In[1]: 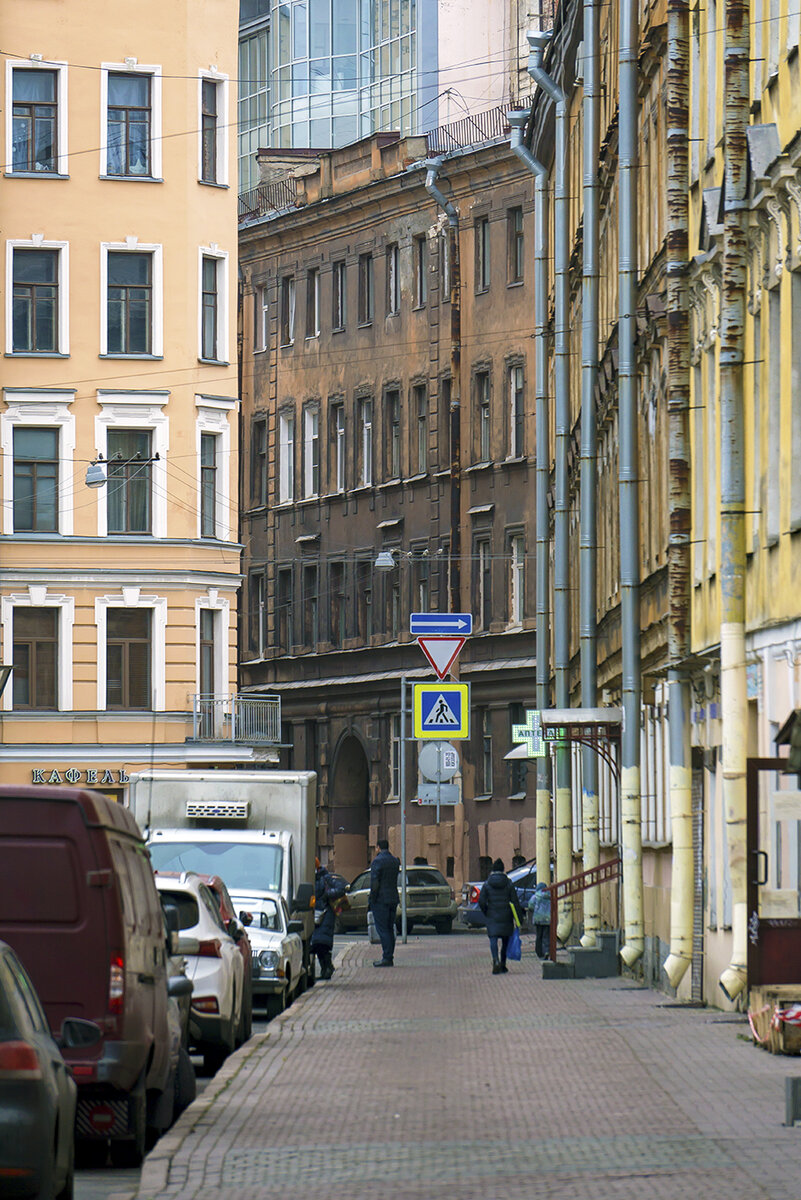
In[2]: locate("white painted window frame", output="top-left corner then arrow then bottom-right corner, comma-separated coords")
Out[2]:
99,61 -> 163,179
197,69 -> 229,186
1,389 -> 76,535
509,532 -> 524,628
195,395 -> 235,541
303,403 -> 320,499
278,409 -> 295,503
5,58 -> 69,176
93,391 -> 169,537
195,591 -> 230,697
6,238 -> 70,356
94,589 -> 167,712
100,240 -> 163,357
255,284 -> 269,352
1,588 -> 74,713
197,246 -> 230,363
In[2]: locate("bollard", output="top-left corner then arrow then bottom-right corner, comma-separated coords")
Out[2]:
785,1077 -> 801,1127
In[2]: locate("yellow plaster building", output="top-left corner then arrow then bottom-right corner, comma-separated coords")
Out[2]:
0,0 -> 255,796
689,0 -> 801,996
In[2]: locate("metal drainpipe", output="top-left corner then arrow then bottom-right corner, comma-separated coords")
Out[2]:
580,0 -> 601,947
508,112 -> 552,885
424,158 -> 462,613
718,0 -> 750,1003
617,0 -> 644,967
663,0 -> 694,990
526,34 -> 572,934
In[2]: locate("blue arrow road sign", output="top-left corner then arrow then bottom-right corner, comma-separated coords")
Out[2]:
410,612 -> 473,636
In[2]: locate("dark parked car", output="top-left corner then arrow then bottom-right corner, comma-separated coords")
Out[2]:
337,867 -> 457,934
0,938 -> 100,1200
0,785 -> 181,1166
458,861 -> 539,928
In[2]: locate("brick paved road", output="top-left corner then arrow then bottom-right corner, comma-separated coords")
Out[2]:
131,934 -> 801,1200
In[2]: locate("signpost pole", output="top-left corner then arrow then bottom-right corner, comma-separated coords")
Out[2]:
400,674 -> 408,944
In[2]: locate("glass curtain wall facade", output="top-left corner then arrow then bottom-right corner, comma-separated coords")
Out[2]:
239,0 -> 271,191
269,0 -> 418,149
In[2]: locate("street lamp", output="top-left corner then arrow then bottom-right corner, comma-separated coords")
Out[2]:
85,451 -> 160,489
374,550 -> 396,571
85,457 -> 107,488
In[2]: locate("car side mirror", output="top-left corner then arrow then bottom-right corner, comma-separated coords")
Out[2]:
287,919 -> 304,935
291,882 -> 314,913
238,910 -> 253,927
58,1018 -> 102,1050
227,918 -> 244,942
168,975 -> 193,999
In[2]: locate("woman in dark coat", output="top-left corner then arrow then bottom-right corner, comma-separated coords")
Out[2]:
310,859 -> 336,980
477,858 -> 523,974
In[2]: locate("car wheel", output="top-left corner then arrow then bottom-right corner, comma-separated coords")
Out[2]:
435,918 -> 453,934
202,1043 -> 229,1075
264,987 -> 286,1019
236,980 -> 253,1046
54,1134 -> 74,1200
109,1083 -> 146,1168
174,1045 -> 196,1116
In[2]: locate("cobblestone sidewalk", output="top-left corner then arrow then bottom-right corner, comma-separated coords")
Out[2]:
131,933 -> 801,1200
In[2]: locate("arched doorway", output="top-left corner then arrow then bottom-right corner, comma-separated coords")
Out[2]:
328,734 -> 370,881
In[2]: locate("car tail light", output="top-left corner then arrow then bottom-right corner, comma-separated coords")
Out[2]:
197,939 -> 222,958
108,955 -> 124,1016
0,1041 -> 42,1079
192,996 -> 219,1013
450,887 -> 455,900
469,885 -> 481,904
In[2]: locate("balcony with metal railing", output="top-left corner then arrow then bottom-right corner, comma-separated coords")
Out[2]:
191,694 -> 281,744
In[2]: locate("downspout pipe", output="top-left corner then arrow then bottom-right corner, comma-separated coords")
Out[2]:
718,0 -> 750,1003
617,0 -> 644,967
508,112 -> 552,886
663,0 -> 694,990
580,0 -> 601,947
526,33 -> 572,937
424,158 -> 462,614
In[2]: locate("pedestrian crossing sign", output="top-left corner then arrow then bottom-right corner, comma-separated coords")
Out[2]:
413,683 -> 470,739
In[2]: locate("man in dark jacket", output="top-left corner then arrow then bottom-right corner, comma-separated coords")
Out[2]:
369,838 -> 400,967
478,858 -> 523,974
310,859 -> 336,979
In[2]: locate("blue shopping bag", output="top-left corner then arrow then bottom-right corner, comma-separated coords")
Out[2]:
508,926 -> 522,961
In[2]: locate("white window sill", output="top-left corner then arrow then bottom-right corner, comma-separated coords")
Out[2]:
5,351 -> 69,359
99,174 -> 164,183
5,171 -> 69,181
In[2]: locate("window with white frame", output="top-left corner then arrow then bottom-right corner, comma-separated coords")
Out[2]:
306,269 -> 320,339
2,391 -> 75,537
7,240 -> 69,356
95,591 -> 166,711
476,371 -> 491,461
101,243 -> 163,357
198,607 -> 218,695
303,404 -> 320,499
196,396 -> 233,541
200,432 -> 218,537
509,532 -> 525,626
254,284 -> 269,352
199,72 -> 228,186
358,396 -> 373,486
386,243 -> 400,315
332,261 -> 346,330
7,61 -> 68,176
1,590 -> 74,713
107,428 -> 153,534
331,401 -> 346,492
199,250 -> 228,362
94,392 -> 168,537
280,276 -> 296,345
414,235 -> 427,307
509,365 -> 524,457
278,409 -> 295,502
102,64 -> 162,179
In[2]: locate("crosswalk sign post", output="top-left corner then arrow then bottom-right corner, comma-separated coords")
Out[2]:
412,683 -> 470,739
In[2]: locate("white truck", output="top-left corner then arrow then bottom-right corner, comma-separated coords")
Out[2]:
127,769 -> 318,989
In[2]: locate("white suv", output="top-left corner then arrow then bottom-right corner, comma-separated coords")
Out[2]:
154,872 -> 246,1073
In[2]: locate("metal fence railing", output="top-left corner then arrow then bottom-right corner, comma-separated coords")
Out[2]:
425,104 -> 513,155
192,694 -> 281,744
238,178 -> 298,223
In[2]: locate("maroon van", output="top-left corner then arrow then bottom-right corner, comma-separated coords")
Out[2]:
0,785 -> 178,1166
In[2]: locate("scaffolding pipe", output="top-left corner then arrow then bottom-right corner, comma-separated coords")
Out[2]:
618,0 -> 644,967
423,158 -> 462,613
663,0 -> 694,990
580,0 -> 601,947
718,0 -> 750,1002
509,112 -> 552,884
527,33 -> 571,934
